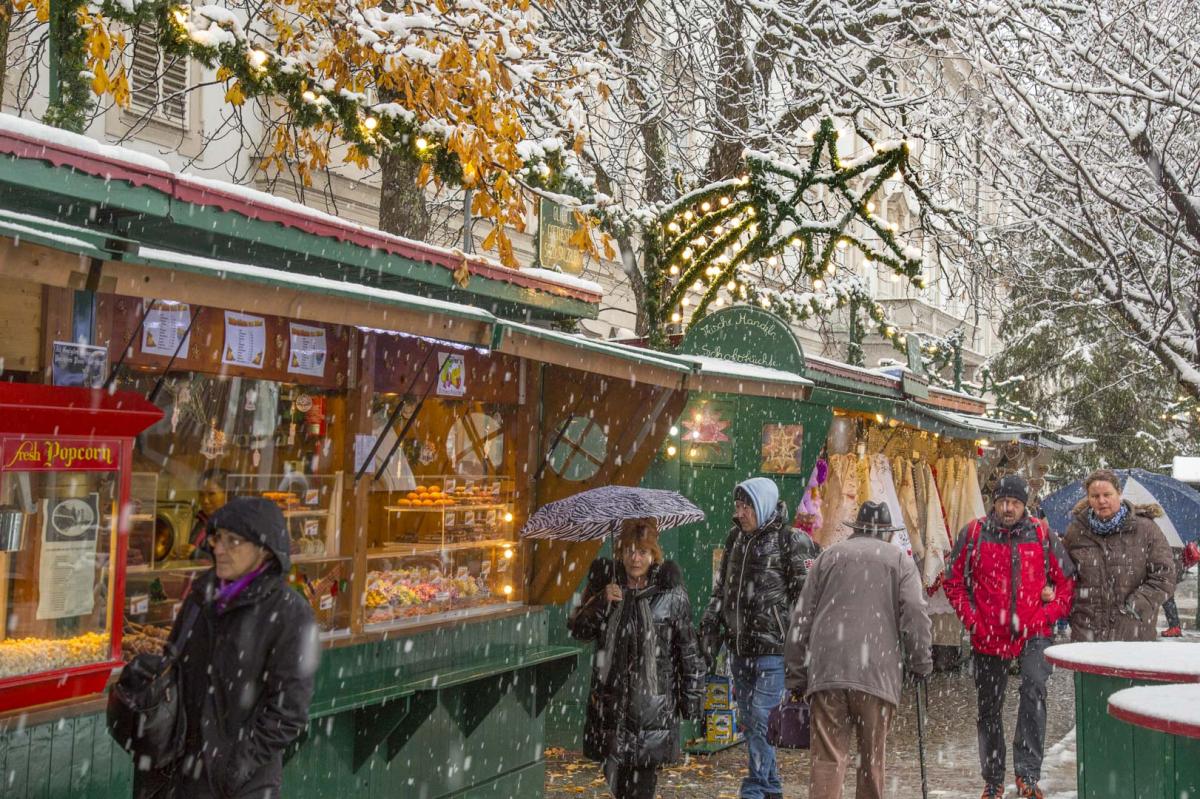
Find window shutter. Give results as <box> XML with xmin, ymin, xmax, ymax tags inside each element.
<box><xmin>128</xmin><ymin>23</ymin><xmax>188</xmax><ymax>127</ymax></box>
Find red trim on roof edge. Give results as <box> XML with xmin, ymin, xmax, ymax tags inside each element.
<box><xmin>0</xmin><ymin>129</ymin><xmax>601</xmax><ymax>305</ymax></box>
<box><xmin>1108</xmin><ymin>701</ymin><xmax>1200</xmax><ymax>740</ymax></box>
<box><xmin>0</xmin><ymin>128</ymin><xmax>174</xmax><ymax>194</ymax></box>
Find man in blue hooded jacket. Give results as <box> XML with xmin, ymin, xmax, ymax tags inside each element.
<box><xmin>702</xmin><ymin>477</ymin><xmax>819</xmax><ymax>799</ymax></box>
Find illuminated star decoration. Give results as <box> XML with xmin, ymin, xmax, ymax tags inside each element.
<box><xmin>651</xmin><ymin>116</ymin><xmax>927</xmax><ymax>335</ymax></box>
<box><xmin>761</xmin><ymin>425</ymin><xmax>801</xmax><ymax>473</ymax></box>
<box><xmin>682</xmin><ymin>405</ymin><xmax>731</xmax><ymax>445</ymax></box>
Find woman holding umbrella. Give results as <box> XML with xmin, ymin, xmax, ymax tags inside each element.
<box><xmin>567</xmin><ymin>520</ymin><xmax>705</xmax><ymax>799</ymax></box>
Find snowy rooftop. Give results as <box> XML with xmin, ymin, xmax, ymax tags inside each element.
<box><xmin>0</xmin><ymin>112</ymin><xmax>602</xmax><ymax>305</ymax></box>
<box><xmin>1108</xmin><ymin>684</ymin><xmax>1200</xmax><ymax>739</ymax></box>
<box><xmin>1046</xmin><ymin>642</ymin><xmax>1200</xmax><ymax>682</ymax></box>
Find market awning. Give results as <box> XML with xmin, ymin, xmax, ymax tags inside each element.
<box><xmin>494</xmin><ymin>321</ymin><xmax>692</xmax><ymax>389</ymax></box>
<box><xmin>902</xmin><ymin>403</ymin><xmax>1042</xmax><ymax>441</ymax></box>
<box><xmin>1020</xmin><ymin>431</ymin><xmax>1096</xmax><ymax>452</ymax></box>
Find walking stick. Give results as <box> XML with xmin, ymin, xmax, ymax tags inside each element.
<box><xmin>916</xmin><ymin>677</ymin><xmax>930</xmax><ymax>799</ymax></box>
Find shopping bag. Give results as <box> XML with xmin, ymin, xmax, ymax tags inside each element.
<box><xmin>766</xmin><ymin>693</ymin><xmax>810</xmax><ymax>749</ymax></box>
<box><xmin>106</xmin><ymin>605</ymin><xmax>198</xmax><ymax>769</ymax></box>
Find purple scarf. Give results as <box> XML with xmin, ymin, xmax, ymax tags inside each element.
<box><xmin>215</xmin><ymin>562</ymin><xmax>270</xmax><ymax>613</ymax></box>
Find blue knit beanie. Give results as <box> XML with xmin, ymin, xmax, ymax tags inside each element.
<box><xmin>735</xmin><ymin>477</ymin><xmax>779</xmax><ymax>530</ymax></box>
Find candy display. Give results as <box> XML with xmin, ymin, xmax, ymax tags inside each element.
<box><xmin>364</xmin><ymin>566</ymin><xmax>491</xmax><ymax>624</ymax></box>
<box><xmin>0</xmin><ymin>632</ymin><xmax>111</xmax><ymax>678</ymax></box>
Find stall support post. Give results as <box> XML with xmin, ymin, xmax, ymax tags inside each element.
<box><xmin>344</xmin><ymin>329</ymin><xmax>376</xmax><ymax>634</ymax></box>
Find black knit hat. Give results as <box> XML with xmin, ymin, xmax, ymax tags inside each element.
<box><xmin>993</xmin><ymin>474</ymin><xmax>1029</xmax><ymax>506</ymax></box>
<box><xmin>207</xmin><ymin>496</ymin><xmax>291</xmax><ymax>571</ymax></box>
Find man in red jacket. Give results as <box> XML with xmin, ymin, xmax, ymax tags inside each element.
<box><xmin>944</xmin><ymin>475</ymin><xmax>1075</xmax><ymax>799</ymax></box>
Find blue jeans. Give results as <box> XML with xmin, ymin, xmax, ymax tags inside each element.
<box><xmin>732</xmin><ymin>654</ymin><xmax>785</xmax><ymax>799</ymax></box>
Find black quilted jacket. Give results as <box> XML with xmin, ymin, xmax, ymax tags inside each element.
<box><xmin>568</xmin><ymin>559</ymin><xmax>705</xmax><ymax>766</ymax></box>
<box><xmin>700</xmin><ymin>502</ymin><xmax>818</xmax><ymax>658</ymax></box>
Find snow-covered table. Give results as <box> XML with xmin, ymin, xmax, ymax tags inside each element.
<box><xmin>1045</xmin><ymin>641</ymin><xmax>1200</xmax><ymax>683</ymax></box>
<box><xmin>1046</xmin><ymin>642</ymin><xmax>1200</xmax><ymax>799</ymax></box>
<box><xmin>1108</xmin><ymin>684</ymin><xmax>1200</xmax><ymax>739</ymax></box>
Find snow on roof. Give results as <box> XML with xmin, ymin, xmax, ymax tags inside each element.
<box><xmin>1108</xmin><ymin>684</ymin><xmax>1200</xmax><ymax>738</ymax></box>
<box><xmin>1046</xmin><ymin>642</ymin><xmax>1200</xmax><ymax>682</ymax></box>
<box><xmin>0</xmin><ymin>112</ymin><xmax>171</xmax><ymax>172</ymax></box>
<box><xmin>0</xmin><ymin>112</ymin><xmax>600</xmax><ymax>304</ymax></box>
<box><xmin>0</xmin><ymin>216</ymin><xmax>100</xmax><ymax>253</ymax></box>
<box><xmin>136</xmin><ymin>246</ymin><xmax>495</xmax><ymax>324</ymax></box>
<box><xmin>679</xmin><ymin>354</ymin><xmax>813</xmax><ymax>386</ymax></box>
<box><xmin>1172</xmin><ymin>456</ymin><xmax>1200</xmax><ymax>484</ymax></box>
<box><xmin>520</xmin><ymin>267</ymin><xmax>603</xmax><ymax>296</ymax></box>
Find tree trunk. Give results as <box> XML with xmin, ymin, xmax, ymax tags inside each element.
<box><xmin>378</xmin><ymin>148</ymin><xmax>432</xmax><ymax>240</ymax></box>
<box><xmin>0</xmin><ymin>2</ymin><xmax>11</xmax><ymax>92</ymax></box>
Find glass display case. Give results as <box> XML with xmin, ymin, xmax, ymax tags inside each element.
<box><xmin>0</xmin><ymin>384</ymin><xmax>162</xmax><ymax>712</ymax></box>
<box><xmin>365</xmin><ymin>476</ymin><xmax>521</xmax><ymax>626</ymax></box>
<box><xmin>226</xmin><ymin>472</ymin><xmax>350</xmax><ymax>636</ymax></box>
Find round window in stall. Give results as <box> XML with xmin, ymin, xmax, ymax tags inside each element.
<box><xmin>548</xmin><ymin>416</ymin><xmax>608</xmax><ymax>482</ymax></box>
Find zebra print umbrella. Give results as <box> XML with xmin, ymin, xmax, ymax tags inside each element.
<box><xmin>520</xmin><ymin>486</ymin><xmax>706</xmax><ymax>541</ymax></box>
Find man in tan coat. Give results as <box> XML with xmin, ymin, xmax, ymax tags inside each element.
<box><xmin>785</xmin><ymin>502</ymin><xmax>932</xmax><ymax>799</ymax></box>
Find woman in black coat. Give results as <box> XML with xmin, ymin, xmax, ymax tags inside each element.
<box><xmin>568</xmin><ymin>521</ymin><xmax>705</xmax><ymax>799</ymax></box>
<box><xmin>135</xmin><ymin>497</ymin><xmax>319</xmax><ymax>799</ymax></box>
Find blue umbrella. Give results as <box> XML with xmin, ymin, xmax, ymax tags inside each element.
<box><xmin>520</xmin><ymin>486</ymin><xmax>705</xmax><ymax>541</ymax></box>
<box><xmin>1040</xmin><ymin>468</ymin><xmax>1200</xmax><ymax>546</ymax></box>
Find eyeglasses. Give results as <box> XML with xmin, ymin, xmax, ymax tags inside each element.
<box><xmin>734</xmin><ymin>500</ymin><xmax>751</xmax><ymax>511</ymax></box>
<box><xmin>209</xmin><ymin>531</ymin><xmax>250</xmax><ymax>550</ymax></box>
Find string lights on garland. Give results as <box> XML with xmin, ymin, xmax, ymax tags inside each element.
<box><xmin>645</xmin><ymin>117</ymin><xmax>927</xmax><ymax>341</ymax></box>
<box><xmin>25</xmin><ymin>0</ymin><xmax>601</xmax><ymax>266</ymax></box>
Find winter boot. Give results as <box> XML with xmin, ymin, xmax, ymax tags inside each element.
<box><xmin>980</xmin><ymin>785</ymin><xmax>1004</xmax><ymax>799</ymax></box>
<box><xmin>1162</xmin><ymin>626</ymin><xmax>1183</xmax><ymax>637</ymax></box>
<box><xmin>1016</xmin><ymin>776</ymin><xmax>1045</xmax><ymax>798</ymax></box>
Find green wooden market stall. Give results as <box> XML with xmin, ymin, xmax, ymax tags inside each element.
<box><xmin>0</xmin><ymin>119</ymin><xmax>703</xmax><ymax>798</ymax></box>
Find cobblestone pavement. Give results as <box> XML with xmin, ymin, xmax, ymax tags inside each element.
<box><xmin>546</xmin><ymin>654</ymin><xmax>1078</xmax><ymax>799</ymax></box>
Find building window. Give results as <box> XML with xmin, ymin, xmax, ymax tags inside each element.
<box><xmin>128</xmin><ymin>23</ymin><xmax>188</xmax><ymax>127</ymax></box>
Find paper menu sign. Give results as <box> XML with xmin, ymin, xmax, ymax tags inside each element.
<box><xmin>436</xmin><ymin>352</ymin><xmax>466</xmax><ymax>397</ymax></box>
<box><xmin>222</xmin><ymin>311</ymin><xmax>266</xmax><ymax>369</ymax></box>
<box><xmin>37</xmin><ymin>494</ymin><xmax>100</xmax><ymax>620</ymax></box>
<box><xmin>287</xmin><ymin>323</ymin><xmax>328</xmax><ymax>377</ymax></box>
<box><xmin>142</xmin><ymin>300</ymin><xmax>192</xmax><ymax>358</ymax></box>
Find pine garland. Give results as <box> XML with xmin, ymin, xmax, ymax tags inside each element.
<box><xmin>645</xmin><ymin>118</ymin><xmax>926</xmax><ymax>344</ymax></box>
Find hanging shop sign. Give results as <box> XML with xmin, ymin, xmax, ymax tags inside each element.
<box><xmin>1</xmin><ymin>437</ymin><xmax>120</xmax><ymax>471</ymax></box>
<box><xmin>141</xmin><ymin>300</ymin><xmax>192</xmax><ymax>358</ymax></box>
<box><xmin>222</xmin><ymin>311</ymin><xmax>267</xmax><ymax>369</ymax></box>
<box><xmin>51</xmin><ymin>341</ymin><xmax>107</xmax><ymax>388</ymax></box>
<box><xmin>288</xmin><ymin>323</ymin><xmax>328</xmax><ymax>378</ymax></box>
<box><xmin>538</xmin><ymin>198</ymin><xmax>585</xmax><ymax>275</ymax></box>
<box><xmin>679</xmin><ymin>306</ymin><xmax>806</xmax><ymax>375</ymax></box>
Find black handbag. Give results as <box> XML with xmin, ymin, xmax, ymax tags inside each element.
<box><xmin>107</xmin><ymin>605</ymin><xmax>200</xmax><ymax>769</ymax></box>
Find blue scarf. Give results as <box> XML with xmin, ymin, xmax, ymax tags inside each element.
<box><xmin>1087</xmin><ymin>503</ymin><xmax>1129</xmax><ymax>536</ymax></box>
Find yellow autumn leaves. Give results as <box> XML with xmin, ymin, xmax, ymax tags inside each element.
<box><xmin>53</xmin><ymin>0</ymin><xmax>606</xmax><ymax>269</ymax></box>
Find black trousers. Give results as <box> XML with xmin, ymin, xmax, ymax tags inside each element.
<box><xmin>604</xmin><ymin>759</ymin><xmax>659</xmax><ymax>799</ymax></box>
<box><xmin>973</xmin><ymin>637</ymin><xmax>1053</xmax><ymax>786</ymax></box>
<box><xmin>1164</xmin><ymin>596</ymin><xmax>1181</xmax><ymax>628</ymax></box>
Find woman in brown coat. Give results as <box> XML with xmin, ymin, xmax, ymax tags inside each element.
<box><xmin>1063</xmin><ymin>470</ymin><xmax>1175</xmax><ymax>642</ymax></box>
